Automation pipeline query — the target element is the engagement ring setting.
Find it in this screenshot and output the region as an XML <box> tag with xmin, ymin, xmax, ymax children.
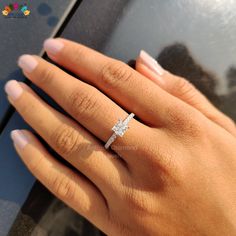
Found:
<box><xmin>105</xmin><ymin>113</ymin><xmax>135</xmax><ymax>149</ymax></box>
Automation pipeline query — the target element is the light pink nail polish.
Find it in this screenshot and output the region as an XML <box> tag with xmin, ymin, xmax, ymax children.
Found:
<box><xmin>11</xmin><ymin>130</ymin><xmax>29</xmax><ymax>149</ymax></box>
<box><xmin>139</xmin><ymin>50</ymin><xmax>164</xmax><ymax>76</ymax></box>
<box><xmin>43</xmin><ymin>38</ymin><xmax>64</xmax><ymax>55</ymax></box>
<box><xmin>5</xmin><ymin>80</ymin><xmax>23</xmax><ymax>100</ymax></box>
<box><xmin>18</xmin><ymin>55</ymin><xmax>38</xmax><ymax>73</ymax></box>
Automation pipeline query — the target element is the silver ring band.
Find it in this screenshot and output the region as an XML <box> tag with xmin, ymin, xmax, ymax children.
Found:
<box><xmin>105</xmin><ymin>113</ymin><xmax>135</xmax><ymax>149</ymax></box>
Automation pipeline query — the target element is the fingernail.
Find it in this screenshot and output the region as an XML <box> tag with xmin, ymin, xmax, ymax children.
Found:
<box><xmin>18</xmin><ymin>54</ymin><xmax>38</xmax><ymax>73</ymax></box>
<box><xmin>139</xmin><ymin>50</ymin><xmax>164</xmax><ymax>76</ymax></box>
<box><xmin>43</xmin><ymin>38</ymin><xmax>64</xmax><ymax>55</ymax></box>
<box><xmin>11</xmin><ymin>130</ymin><xmax>29</xmax><ymax>149</ymax></box>
<box><xmin>5</xmin><ymin>80</ymin><xmax>23</xmax><ymax>100</ymax></box>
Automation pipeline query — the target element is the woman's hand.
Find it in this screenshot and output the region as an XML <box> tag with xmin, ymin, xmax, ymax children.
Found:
<box><xmin>5</xmin><ymin>38</ymin><xmax>236</xmax><ymax>235</ymax></box>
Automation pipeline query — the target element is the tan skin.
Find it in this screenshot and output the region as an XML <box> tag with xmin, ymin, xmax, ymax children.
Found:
<box><xmin>6</xmin><ymin>38</ymin><xmax>236</xmax><ymax>235</ymax></box>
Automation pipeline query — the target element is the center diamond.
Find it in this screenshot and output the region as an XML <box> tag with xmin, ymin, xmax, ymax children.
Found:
<box><xmin>112</xmin><ymin>119</ymin><xmax>129</xmax><ymax>137</ymax></box>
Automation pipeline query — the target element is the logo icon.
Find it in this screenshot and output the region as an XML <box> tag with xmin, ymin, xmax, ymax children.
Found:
<box><xmin>2</xmin><ymin>2</ymin><xmax>30</xmax><ymax>17</ymax></box>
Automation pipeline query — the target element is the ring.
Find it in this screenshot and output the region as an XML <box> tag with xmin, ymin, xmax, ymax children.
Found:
<box><xmin>105</xmin><ymin>113</ymin><xmax>135</xmax><ymax>149</ymax></box>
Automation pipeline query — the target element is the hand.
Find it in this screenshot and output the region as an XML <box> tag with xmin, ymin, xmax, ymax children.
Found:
<box><xmin>5</xmin><ymin>38</ymin><xmax>236</xmax><ymax>235</ymax></box>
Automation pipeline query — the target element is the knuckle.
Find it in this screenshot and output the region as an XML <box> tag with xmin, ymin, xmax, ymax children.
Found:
<box><xmin>37</xmin><ymin>66</ymin><xmax>54</xmax><ymax>85</ymax></box>
<box><xmin>68</xmin><ymin>89</ymin><xmax>100</xmax><ymax>119</ymax></box>
<box><xmin>173</xmin><ymin>77</ymin><xmax>197</xmax><ymax>101</ymax></box>
<box><xmin>53</xmin><ymin>124</ymin><xmax>81</xmax><ymax>156</ymax></box>
<box><xmin>100</xmin><ymin>61</ymin><xmax>133</xmax><ymax>88</ymax></box>
<box><xmin>50</xmin><ymin>174</ymin><xmax>76</xmax><ymax>201</ymax></box>
<box><xmin>166</xmin><ymin>104</ymin><xmax>205</xmax><ymax>139</ymax></box>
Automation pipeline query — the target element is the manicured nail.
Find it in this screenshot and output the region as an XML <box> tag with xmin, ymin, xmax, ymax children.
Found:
<box><xmin>43</xmin><ymin>38</ymin><xmax>64</xmax><ymax>55</ymax></box>
<box><xmin>5</xmin><ymin>80</ymin><xmax>23</xmax><ymax>100</ymax></box>
<box><xmin>18</xmin><ymin>54</ymin><xmax>38</xmax><ymax>73</ymax></box>
<box><xmin>11</xmin><ymin>130</ymin><xmax>29</xmax><ymax>149</ymax></box>
<box><xmin>139</xmin><ymin>50</ymin><xmax>164</xmax><ymax>76</ymax></box>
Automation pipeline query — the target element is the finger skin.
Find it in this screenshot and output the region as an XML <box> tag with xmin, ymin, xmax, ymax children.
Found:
<box><xmin>136</xmin><ymin>58</ymin><xmax>236</xmax><ymax>137</ymax></box>
<box><xmin>5</xmin><ymin>81</ymin><xmax>129</xmax><ymax>196</ymax></box>
<box><xmin>11</xmin><ymin>129</ymin><xmax>109</xmax><ymax>232</ymax></box>
<box><xmin>43</xmin><ymin>38</ymin><xmax>198</xmax><ymax>127</ymax></box>
<box><xmin>18</xmin><ymin>55</ymin><xmax>147</xmax><ymax>161</ymax></box>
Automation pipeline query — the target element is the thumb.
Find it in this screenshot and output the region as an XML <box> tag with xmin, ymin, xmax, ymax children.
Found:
<box><xmin>136</xmin><ymin>50</ymin><xmax>236</xmax><ymax>136</ymax></box>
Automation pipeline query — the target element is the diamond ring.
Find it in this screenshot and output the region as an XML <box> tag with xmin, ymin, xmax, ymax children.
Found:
<box><xmin>104</xmin><ymin>113</ymin><xmax>135</xmax><ymax>149</ymax></box>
